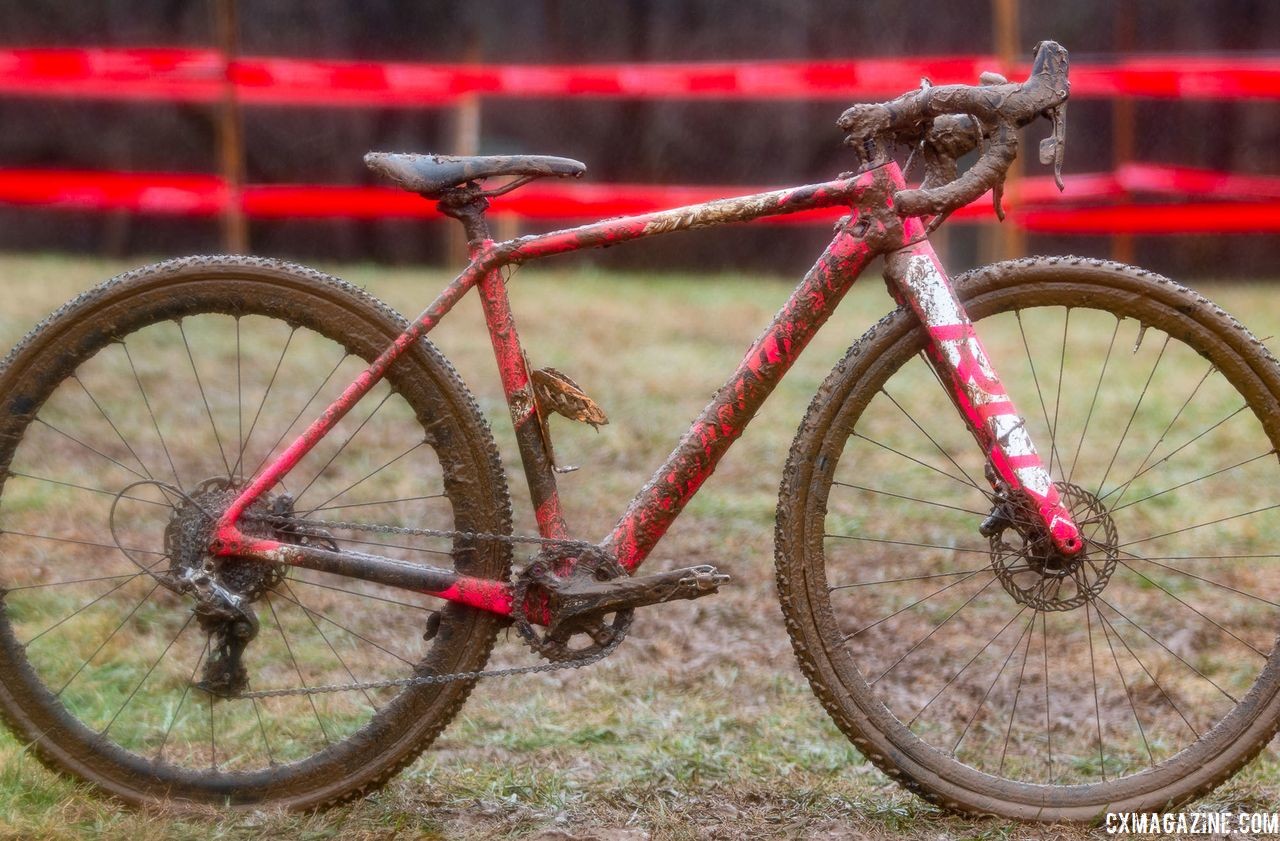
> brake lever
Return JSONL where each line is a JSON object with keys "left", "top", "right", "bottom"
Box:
{"left": 1039, "top": 102, "right": 1068, "bottom": 190}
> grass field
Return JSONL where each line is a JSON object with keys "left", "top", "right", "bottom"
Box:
{"left": 0, "top": 252, "right": 1279, "bottom": 840}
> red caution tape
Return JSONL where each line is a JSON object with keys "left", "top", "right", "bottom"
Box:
{"left": 1, "top": 48, "right": 1278, "bottom": 105}
{"left": 0, "top": 166, "right": 1276, "bottom": 234}
{"left": 1018, "top": 203, "right": 1280, "bottom": 234}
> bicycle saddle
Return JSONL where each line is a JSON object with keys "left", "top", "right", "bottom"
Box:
{"left": 364, "top": 152, "right": 586, "bottom": 198}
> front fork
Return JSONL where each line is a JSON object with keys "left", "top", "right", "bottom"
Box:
{"left": 883, "top": 216, "right": 1083, "bottom": 556}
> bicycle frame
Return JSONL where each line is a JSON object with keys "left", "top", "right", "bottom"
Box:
{"left": 212, "top": 161, "right": 1082, "bottom": 620}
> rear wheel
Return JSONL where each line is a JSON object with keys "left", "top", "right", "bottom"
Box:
{"left": 777, "top": 258, "right": 1280, "bottom": 820}
{"left": 0, "top": 256, "right": 512, "bottom": 809}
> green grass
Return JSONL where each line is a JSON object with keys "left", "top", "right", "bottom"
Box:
{"left": 0, "top": 252, "right": 1278, "bottom": 839}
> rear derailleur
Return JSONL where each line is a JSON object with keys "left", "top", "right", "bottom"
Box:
{"left": 163, "top": 479, "right": 336, "bottom": 698}
{"left": 510, "top": 543, "right": 729, "bottom": 663}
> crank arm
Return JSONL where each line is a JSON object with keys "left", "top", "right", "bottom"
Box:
{"left": 553, "top": 564, "right": 730, "bottom": 624}
{"left": 214, "top": 532, "right": 521, "bottom": 618}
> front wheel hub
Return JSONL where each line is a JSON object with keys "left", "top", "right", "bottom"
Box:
{"left": 989, "top": 482, "right": 1118, "bottom": 612}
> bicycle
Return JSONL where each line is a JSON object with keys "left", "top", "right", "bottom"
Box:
{"left": 1, "top": 39, "right": 1278, "bottom": 821}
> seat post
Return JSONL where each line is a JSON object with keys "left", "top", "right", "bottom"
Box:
{"left": 435, "top": 186, "right": 491, "bottom": 246}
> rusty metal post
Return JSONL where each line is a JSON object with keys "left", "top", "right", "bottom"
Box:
{"left": 990, "top": 0, "right": 1024, "bottom": 260}
{"left": 214, "top": 0, "right": 248, "bottom": 253}
{"left": 1111, "top": 3, "right": 1136, "bottom": 264}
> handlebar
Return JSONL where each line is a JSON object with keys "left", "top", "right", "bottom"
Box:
{"left": 837, "top": 40, "right": 1070, "bottom": 220}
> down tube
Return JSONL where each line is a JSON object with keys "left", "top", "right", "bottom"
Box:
{"left": 605, "top": 213, "right": 885, "bottom": 572}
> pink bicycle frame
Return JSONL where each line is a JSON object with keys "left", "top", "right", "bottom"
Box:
{"left": 212, "top": 161, "right": 1081, "bottom": 619}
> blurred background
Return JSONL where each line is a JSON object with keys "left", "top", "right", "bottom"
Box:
{"left": 0, "top": 0, "right": 1275, "bottom": 277}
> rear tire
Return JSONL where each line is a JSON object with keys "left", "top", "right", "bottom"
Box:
{"left": 0, "top": 256, "right": 512, "bottom": 809}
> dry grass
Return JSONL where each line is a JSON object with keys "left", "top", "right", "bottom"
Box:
{"left": 0, "top": 251, "right": 1278, "bottom": 839}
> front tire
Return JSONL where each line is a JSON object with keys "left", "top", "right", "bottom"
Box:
{"left": 776, "top": 257, "right": 1280, "bottom": 820}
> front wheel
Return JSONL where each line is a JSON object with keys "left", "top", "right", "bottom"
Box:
{"left": 777, "top": 257, "right": 1280, "bottom": 820}
{"left": 0, "top": 256, "right": 513, "bottom": 809}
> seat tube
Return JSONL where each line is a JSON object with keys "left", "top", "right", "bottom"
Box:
{"left": 883, "top": 218, "right": 1083, "bottom": 556}
{"left": 470, "top": 243, "right": 570, "bottom": 540}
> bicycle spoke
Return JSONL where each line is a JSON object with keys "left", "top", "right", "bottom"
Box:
{"left": 1096, "top": 595, "right": 1237, "bottom": 704}
{"left": 1098, "top": 403, "right": 1248, "bottom": 504}
{"left": 101, "top": 610, "right": 195, "bottom": 736}
{"left": 1081, "top": 582, "right": 1106, "bottom": 780}
{"left": 303, "top": 440, "right": 428, "bottom": 515}
{"left": 269, "top": 587, "right": 415, "bottom": 667}
{"left": 264, "top": 594, "right": 331, "bottom": 745}
{"left": 156, "top": 636, "right": 209, "bottom": 761}
{"left": 825, "top": 532, "right": 992, "bottom": 556}
{"left": 1119, "top": 501, "right": 1280, "bottom": 550}
{"left": 843, "top": 569, "right": 987, "bottom": 642}
{"left": 292, "top": 391, "right": 392, "bottom": 505}
{"left": 1094, "top": 601, "right": 1155, "bottom": 769}
{"left": 73, "top": 375, "right": 156, "bottom": 481}
{"left": 283, "top": 581, "right": 378, "bottom": 711}
{"left": 25, "top": 558, "right": 167, "bottom": 645}
{"left": 239, "top": 327, "right": 296, "bottom": 477}
{"left": 1041, "top": 608, "right": 1052, "bottom": 782}
{"left": 1115, "top": 560, "right": 1267, "bottom": 658}
{"left": 56, "top": 579, "right": 163, "bottom": 696}
{"left": 235, "top": 317, "right": 244, "bottom": 477}
{"left": 1092, "top": 602, "right": 1199, "bottom": 739}
{"left": 828, "top": 567, "right": 993, "bottom": 592}
{"left": 208, "top": 693, "right": 215, "bottom": 770}
{"left": 1016, "top": 309, "right": 1064, "bottom": 479}
{"left": 998, "top": 598, "right": 1040, "bottom": 776}
{"left": 907, "top": 603, "right": 1026, "bottom": 726}
{"left": 4, "top": 570, "right": 153, "bottom": 591}
{"left": 7, "top": 471, "right": 168, "bottom": 507}
{"left": 250, "top": 352, "right": 350, "bottom": 481}
{"left": 251, "top": 696, "right": 275, "bottom": 766}
{"left": 178, "top": 320, "right": 232, "bottom": 478}
{"left": 952, "top": 609, "right": 1036, "bottom": 756}
{"left": 1110, "top": 450, "right": 1274, "bottom": 516}
{"left": 0, "top": 529, "right": 166, "bottom": 558}
{"left": 873, "top": 573, "right": 1002, "bottom": 685}
{"left": 320, "top": 533, "right": 452, "bottom": 558}
{"left": 1067, "top": 318, "right": 1121, "bottom": 485}
{"left": 32, "top": 418, "right": 149, "bottom": 483}
{"left": 1113, "top": 547, "right": 1280, "bottom": 609}
{"left": 881, "top": 383, "right": 985, "bottom": 494}
{"left": 832, "top": 480, "right": 987, "bottom": 516}
{"left": 851, "top": 433, "right": 988, "bottom": 498}
{"left": 289, "top": 575, "right": 437, "bottom": 611}
{"left": 308, "top": 493, "right": 446, "bottom": 513}
{"left": 1101, "top": 363, "right": 1216, "bottom": 509}
{"left": 1093, "top": 334, "right": 1170, "bottom": 501}
{"left": 122, "top": 342, "right": 183, "bottom": 489}
{"left": 1049, "top": 307, "right": 1070, "bottom": 482}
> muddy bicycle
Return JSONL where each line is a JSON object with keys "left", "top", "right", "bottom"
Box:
{"left": 1, "top": 41, "right": 1278, "bottom": 820}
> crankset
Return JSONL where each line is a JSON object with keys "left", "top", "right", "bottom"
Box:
{"left": 512, "top": 544, "right": 729, "bottom": 662}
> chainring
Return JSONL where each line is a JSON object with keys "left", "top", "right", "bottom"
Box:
{"left": 511, "top": 546, "right": 634, "bottom": 662}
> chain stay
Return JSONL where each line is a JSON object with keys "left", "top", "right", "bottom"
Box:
{"left": 226, "top": 510, "right": 616, "bottom": 700}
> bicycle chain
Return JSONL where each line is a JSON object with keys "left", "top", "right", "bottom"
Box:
{"left": 229, "top": 511, "right": 620, "bottom": 700}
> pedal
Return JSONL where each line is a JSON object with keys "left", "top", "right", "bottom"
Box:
{"left": 675, "top": 564, "right": 732, "bottom": 595}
